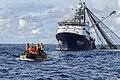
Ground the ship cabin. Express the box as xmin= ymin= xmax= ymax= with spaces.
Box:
xmin=57 ymin=21 xmax=90 ymax=38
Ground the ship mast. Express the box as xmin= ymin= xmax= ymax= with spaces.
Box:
xmin=74 ymin=0 xmax=86 ymax=24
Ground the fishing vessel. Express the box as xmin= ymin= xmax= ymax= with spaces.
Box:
xmin=56 ymin=0 xmax=120 ymax=51
xmin=56 ymin=1 xmax=96 ymax=50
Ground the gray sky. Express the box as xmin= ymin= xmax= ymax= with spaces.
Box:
xmin=0 ymin=0 xmax=119 ymax=44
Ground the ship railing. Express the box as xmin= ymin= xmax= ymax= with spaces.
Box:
xmin=57 ymin=28 xmax=87 ymax=35
xmin=57 ymin=26 xmax=90 ymax=35
xmin=58 ymin=26 xmax=87 ymax=30
xmin=58 ymin=22 xmax=86 ymax=26
xmin=57 ymin=28 xmax=79 ymax=34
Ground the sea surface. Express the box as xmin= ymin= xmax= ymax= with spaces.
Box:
xmin=0 ymin=44 xmax=120 ymax=80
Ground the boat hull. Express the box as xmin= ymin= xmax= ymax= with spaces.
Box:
xmin=56 ymin=33 xmax=96 ymax=51
xmin=20 ymin=54 xmax=47 ymax=60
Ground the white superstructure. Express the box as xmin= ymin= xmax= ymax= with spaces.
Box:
xmin=57 ymin=1 xmax=90 ymax=39
xmin=56 ymin=0 xmax=97 ymax=50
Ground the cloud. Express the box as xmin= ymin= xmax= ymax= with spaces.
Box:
xmin=115 ymin=16 xmax=120 ymax=25
xmin=118 ymin=0 xmax=120 ymax=9
xmin=87 ymin=0 xmax=117 ymax=12
xmin=0 ymin=2 xmax=74 ymax=44
xmin=0 ymin=19 xmax=9 ymax=26
xmin=114 ymin=0 xmax=120 ymax=26
xmin=0 ymin=0 xmax=118 ymax=44
xmin=32 ymin=28 xmax=40 ymax=34
xmin=90 ymin=0 xmax=104 ymax=10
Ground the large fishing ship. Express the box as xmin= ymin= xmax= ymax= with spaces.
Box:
xmin=56 ymin=1 xmax=96 ymax=50
xmin=56 ymin=0 xmax=120 ymax=51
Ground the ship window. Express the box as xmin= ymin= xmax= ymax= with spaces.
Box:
xmin=81 ymin=16 xmax=84 ymax=20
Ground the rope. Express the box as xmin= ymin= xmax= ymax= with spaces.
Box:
xmin=87 ymin=9 xmax=105 ymax=48
xmin=86 ymin=7 xmax=118 ymax=49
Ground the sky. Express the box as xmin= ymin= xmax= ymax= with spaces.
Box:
xmin=0 ymin=0 xmax=119 ymax=44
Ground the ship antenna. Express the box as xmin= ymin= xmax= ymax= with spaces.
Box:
xmin=79 ymin=0 xmax=82 ymax=2
xmin=79 ymin=0 xmax=82 ymax=3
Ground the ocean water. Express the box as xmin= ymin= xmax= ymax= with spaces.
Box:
xmin=0 ymin=44 xmax=120 ymax=80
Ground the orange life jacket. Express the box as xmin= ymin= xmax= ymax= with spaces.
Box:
xmin=28 ymin=47 xmax=35 ymax=54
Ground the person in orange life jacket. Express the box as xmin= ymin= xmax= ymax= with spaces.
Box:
xmin=26 ymin=45 xmax=36 ymax=59
xmin=28 ymin=45 xmax=36 ymax=54
xmin=24 ymin=43 xmax=30 ymax=54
